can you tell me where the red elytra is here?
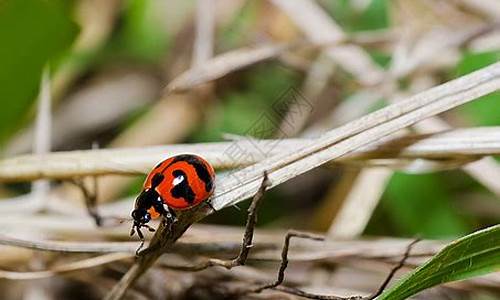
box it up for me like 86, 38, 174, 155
144, 154, 215, 211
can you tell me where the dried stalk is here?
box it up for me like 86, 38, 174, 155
31, 67, 52, 212
271, 0, 384, 85
168, 43, 289, 92
192, 0, 214, 67
0, 228, 444, 260
0, 253, 131, 280
2, 127, 500, 182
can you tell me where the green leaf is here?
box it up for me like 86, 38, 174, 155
378, 225, 500, 300
0, 0, 78, 145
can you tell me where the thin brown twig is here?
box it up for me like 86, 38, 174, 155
366, 238, 421, 299
151, 172, 271, 271
245, 231, 363, 300
69, 177, 102, 226
249, 230, 326, 293
274, 286, 363, 300
253, 238, 421, 300
177, 229, 359, 300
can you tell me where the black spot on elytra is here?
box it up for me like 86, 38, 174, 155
171, 155, 213, 192
151, 173, 164, 188
170, 170, 195, 204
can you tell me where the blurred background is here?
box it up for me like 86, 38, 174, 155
0, 0, 499, 299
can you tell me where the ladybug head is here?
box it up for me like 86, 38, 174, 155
130, 208, 151, 241
130, 190, 157, 241
131, 208, 151, 226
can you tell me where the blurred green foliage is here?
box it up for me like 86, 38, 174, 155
219, 1, 258, 51
456, 51, 500, 126
323, 0, 389, 32
0, 0, 78, 145
383, 173, 469, 238
191, 63, 300, 142
104, 0, 170, 63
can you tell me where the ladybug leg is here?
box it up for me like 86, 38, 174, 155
151, 197, 177, 230
166, 207, 177, 224
134, 225, 145, 256
161, 207, 177, 232
133, 224, 156, 255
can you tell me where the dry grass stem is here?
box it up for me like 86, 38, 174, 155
0, 253, 131, 280
271, 0, 384, 85
2, 127, 500, 182
0, 225, 445, 260
168, 43, 289, 92
328, 168, 393, 238
192, 0, 214, 67
31, 67, 52, 212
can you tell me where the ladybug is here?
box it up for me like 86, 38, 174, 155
130, 154, 215, 246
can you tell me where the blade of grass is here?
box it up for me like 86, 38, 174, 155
377, 224, 500, 300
